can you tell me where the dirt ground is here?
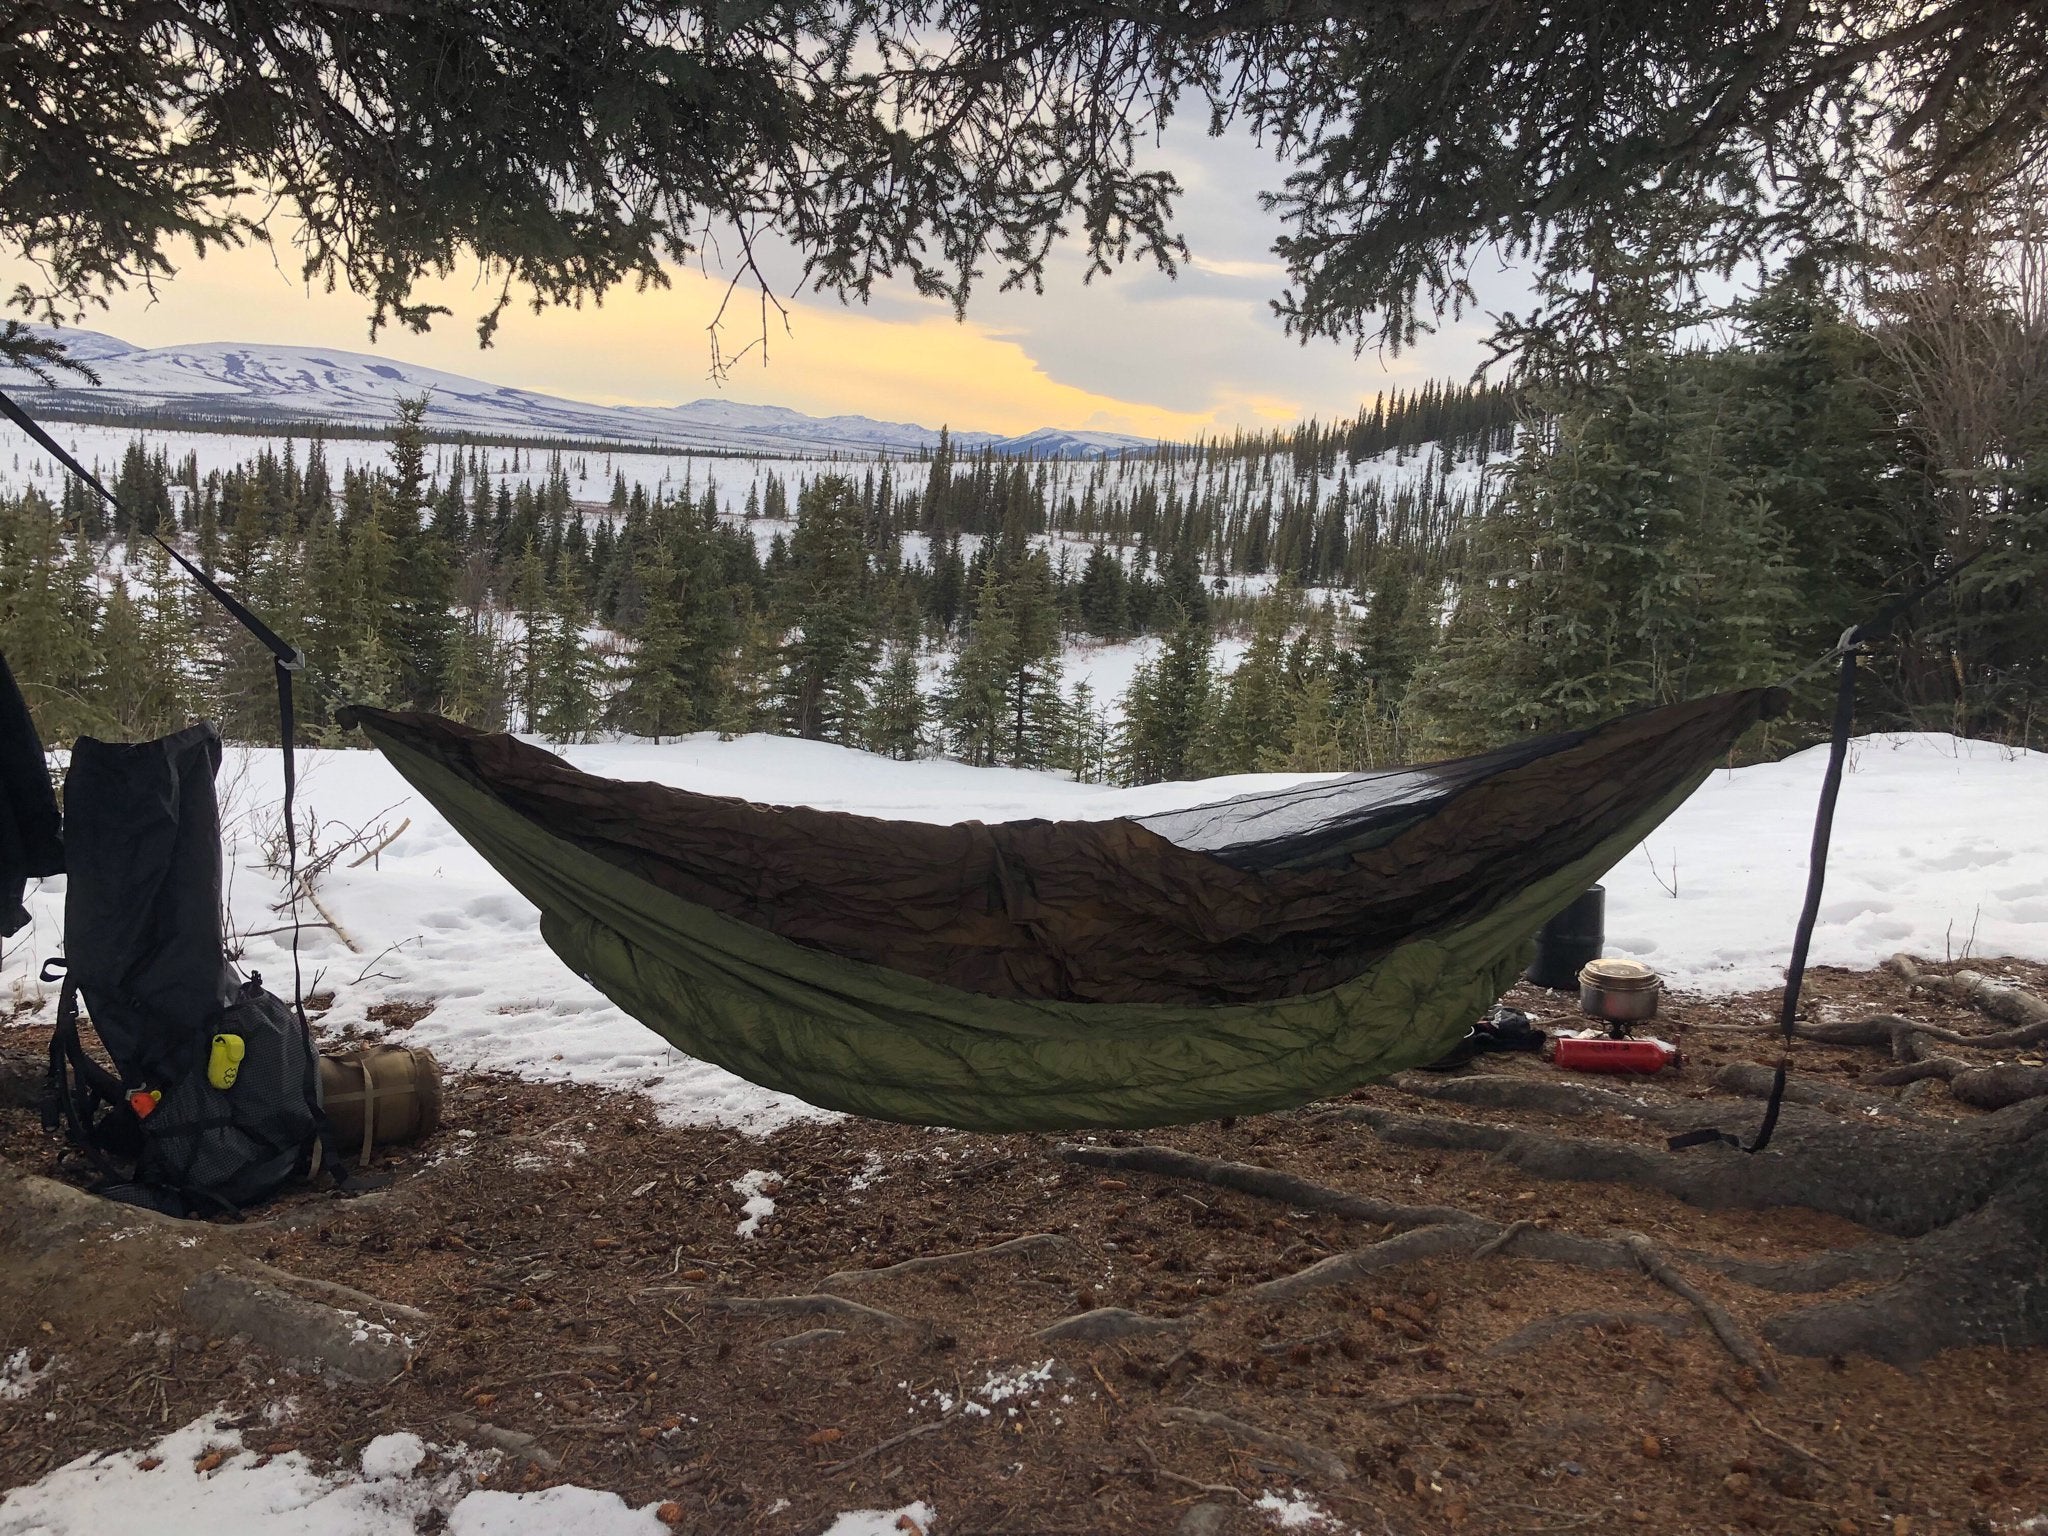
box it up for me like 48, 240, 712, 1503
1, 960, 2044, 1536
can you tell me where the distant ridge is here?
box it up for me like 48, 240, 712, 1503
0, 326, 1159, 460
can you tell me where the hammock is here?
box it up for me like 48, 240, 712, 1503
340, 687, 1781, 1130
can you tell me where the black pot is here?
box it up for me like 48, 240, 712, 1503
1525, 885, 1605, 990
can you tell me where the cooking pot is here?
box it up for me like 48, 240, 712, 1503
1577, 957, 1662, 1023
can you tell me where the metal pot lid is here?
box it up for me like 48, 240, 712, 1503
1578, 957, 1663, 990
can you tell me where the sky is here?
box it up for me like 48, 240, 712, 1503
2, 124, 1529, 441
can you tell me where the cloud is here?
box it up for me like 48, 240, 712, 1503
0, 121, 1535, 436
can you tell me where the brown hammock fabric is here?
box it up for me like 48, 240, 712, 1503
347, 688, 1780, 1008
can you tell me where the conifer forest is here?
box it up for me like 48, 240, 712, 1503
3, 255, 2044, 783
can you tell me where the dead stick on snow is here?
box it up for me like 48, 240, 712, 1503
347, 817, 411, 868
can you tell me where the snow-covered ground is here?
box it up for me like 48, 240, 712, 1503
0, 1411, 934, 1536
1600, 732, 2048, 991
4, 729, 2042, 1138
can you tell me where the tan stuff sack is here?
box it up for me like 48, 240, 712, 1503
318, 1044, 442, 1165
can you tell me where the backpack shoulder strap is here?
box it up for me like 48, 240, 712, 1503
41, 968, 131, 1178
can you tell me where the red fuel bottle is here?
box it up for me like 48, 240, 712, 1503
1553, 1036, 1678, 1074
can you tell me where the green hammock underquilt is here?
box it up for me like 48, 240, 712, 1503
340, 688, 1780, 1131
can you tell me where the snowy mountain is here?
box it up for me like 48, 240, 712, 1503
0, 326, 1158, 459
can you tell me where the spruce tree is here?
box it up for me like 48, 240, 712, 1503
0, 492, 104, 740
535, 564, 598, 742
867, 641, 928, 760
935, 563, 1014, 766
777, 477, 876, 742
1205, 597, 1291, 774
612, 541, 695, 742
1115, 608, 1214, 784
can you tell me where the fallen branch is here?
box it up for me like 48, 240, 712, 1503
708, 1293, 920, 1335
1159, 1407, 1349, 1483
1717, 1386, 1834, 1471
1891, 955, 2048, 1032
1135, 1437, 1247, 1502
1365, 1391, 1479, 1412
346, 816, 411, 868
819, 1413, 955, 1474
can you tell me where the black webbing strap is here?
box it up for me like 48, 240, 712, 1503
1671, 549, 1989, 1156
43, 973, 132, 1181
0, 388, 308, 1012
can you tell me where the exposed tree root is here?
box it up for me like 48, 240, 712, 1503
1066, 1038, 2048, 1367
1060, 1145, 1775, 1377
768, 1328, 847, 1351
1388, 1072, 1686, 1126
1470, 1218, 1535, 1258
1711, 1063, 1924, 1118
1158, 1407, 1350, 1483
1694, 1245, 1906, 1294
1484, 1311, 1694, 1356
1619, 1232, 1774, 1387
1860, 1059, 2048, 1109
182, 1267, 417, 1383
1034, 1307, 1190, 1344
1330, 1092, 2048, 1237
1058, 1142, 1468, 1228
1333, 1069, 2048, 1366
1236, 1224, 1496, 1304
232, 1259, 431, 1325
1759, 1153, 2048, 1367
821, 1233, 1070, 1288
1798, 1009, 2048, 1054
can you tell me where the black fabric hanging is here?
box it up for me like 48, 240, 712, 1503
0, 649, 63, 937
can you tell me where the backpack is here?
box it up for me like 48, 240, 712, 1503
43, 723, 328, 1217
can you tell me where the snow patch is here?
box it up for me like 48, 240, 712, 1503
357, 1433, 427, 1481
0, 1349, 54, 1401
1256, 1490, 1349, 1530
818, 1500, 935, 1535
0, 1413, 916, 1536
732, 1169, 782, 1238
